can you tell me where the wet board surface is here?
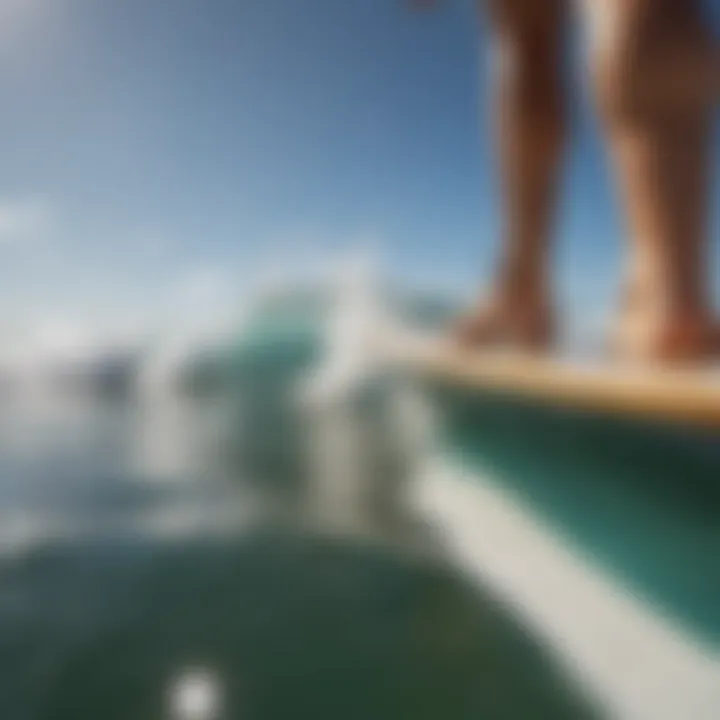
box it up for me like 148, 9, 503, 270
398, 339, 720, 431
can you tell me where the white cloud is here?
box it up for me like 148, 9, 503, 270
28, 315, 95, 359
164, 265, 240, 334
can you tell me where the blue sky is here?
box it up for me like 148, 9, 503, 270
0, 0, 717, 351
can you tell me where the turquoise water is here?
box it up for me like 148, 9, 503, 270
433, 386, 720, 649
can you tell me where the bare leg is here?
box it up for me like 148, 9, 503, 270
582, 0, 718, 361
459, 0, 567, 349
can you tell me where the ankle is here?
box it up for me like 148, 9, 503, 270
496, 263, 550, 310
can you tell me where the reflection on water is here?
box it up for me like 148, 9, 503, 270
0, 372, 601, 718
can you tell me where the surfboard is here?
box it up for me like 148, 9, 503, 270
395, 337, 720, 430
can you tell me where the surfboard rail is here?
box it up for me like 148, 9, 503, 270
397, 339, 720, 430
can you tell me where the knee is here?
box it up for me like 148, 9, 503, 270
488, 0, 567, 138
494, 34, 566, 144
591, 7, 716, 125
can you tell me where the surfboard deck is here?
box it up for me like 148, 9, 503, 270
395, 337, 720, 430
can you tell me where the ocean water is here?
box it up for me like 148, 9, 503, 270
5, 281, 717, 719
0, 342, 601, 720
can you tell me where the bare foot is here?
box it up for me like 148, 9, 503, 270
454, 298, 554, 352
613, 310, 719, 364
612, 267, 720, 362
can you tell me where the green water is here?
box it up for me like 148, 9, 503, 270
1, 530, 599, 720
0, 379, 603, 719
433, 386, 720, 648
10, 291, 716, 717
